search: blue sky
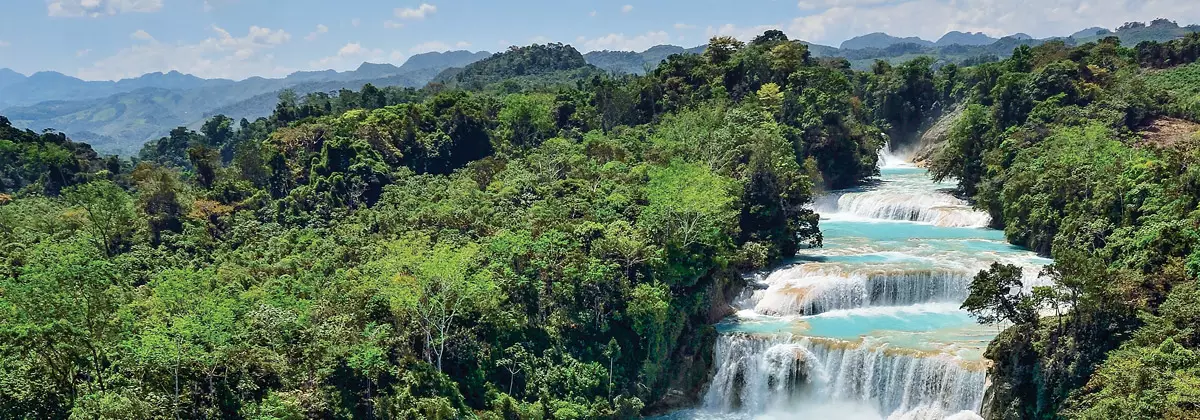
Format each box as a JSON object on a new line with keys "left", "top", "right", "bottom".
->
{"left": 2, "top": 0, "right": 1199, "bottom": 81}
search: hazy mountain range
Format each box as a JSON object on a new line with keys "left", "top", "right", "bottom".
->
{"left": 4, "top": 20, "right": 1198, "bottom": 155}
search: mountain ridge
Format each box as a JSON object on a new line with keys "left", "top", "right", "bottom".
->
{"left": 6, "top": 20, "right": 1199, "bottom": 155}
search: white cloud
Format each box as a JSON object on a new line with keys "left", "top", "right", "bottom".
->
{"left": 796, "top": 0, "right": 893, "bottom": 10}
{"left": 395, "top": 3, "right": 437, "bottom": 20}
{"left": 577, "top": 31, "right": 670, "bottom": 52}
{"left": 310, "top": 42, "right": 387, "bottom": 70}
{"left": 705, "top": 23, "right": 782, "bottom": 42}
{"left": 589, "top": 10, "right": 597, "bottom": 17}
{"left": 47, "top": 0, "right": 162, "bottom": 17}
{"left": 130, "top": 29, "right": 154, "bottom": 41}
{"left": 530, "top": 35, "right": 551, "bottom": 44}
{"left": 351, "top": 18, "right": 361, "bottom": 27}
{"left": 77, "top": 48, "right": 91, "bottom": 56}
{"left": 455, "top": 41, "right": 471, "bottom": 48}
{"left": 674, "top": 23, "right": 696, "bottom": 30}
{"left": 390, "top": 50, "right": 405, "bottom": 61}
{"left": 621, "top": 4, "right": 634, "bottom": 13}
{"left": 497, "top": 39, "right": 510, "bottom": 47}
{"left": 77, "top": 25, "right": 294, "bottom": 80}
{"left": 410, "top": 41, "right": 451, "bottom": 53}
{"left": 0, "top": 41, "right": 10, "bottom": 48}
{"left": 384, "top": 20, "right": 405, "bottom": 29}
{"left": 305, "top": 24, "right": 329, "bottom": 41}
{"left": 784, "top": 0, "right": 1200, "bottom": 45}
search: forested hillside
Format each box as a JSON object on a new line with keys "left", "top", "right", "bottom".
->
{"left": 928, "top": 33, "right": 1200, "bottom": 418}
{"left": 0, "top": 31, "right": 920, "bottom": 418}
{"left": 3, "top": 24, "right": 1200, "bottom": 419}
{"left": 433, "top": 43, "right": 605, "bottom": 91}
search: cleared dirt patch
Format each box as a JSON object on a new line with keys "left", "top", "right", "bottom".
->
{"left": 1138, "top": 117, "right": 1200, "bottom": 149}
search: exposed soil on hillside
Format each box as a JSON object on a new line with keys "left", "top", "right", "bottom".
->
{"left": 1138, "top": 117, "right": 1200, "bottom": 149}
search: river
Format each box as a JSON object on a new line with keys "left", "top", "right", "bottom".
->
{"left": 660, "top": 155, "right": 1051, "bottom": 419}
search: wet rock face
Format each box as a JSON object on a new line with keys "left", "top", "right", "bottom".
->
{"left": 706, "top": 271, "right": 742, "bottom": 323}
{"left": 913, "top": 104, "right": 965, "bottom": 167}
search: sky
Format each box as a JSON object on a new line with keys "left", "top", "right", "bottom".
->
{"left": 1, "top": 0, "right": 1200, "bottom": 81}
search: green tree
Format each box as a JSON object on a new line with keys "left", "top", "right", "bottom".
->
{"left": 931, "top": 103, "right": 992, "bottom": 197}
{"left": 376, "top": 237, "right": 498, "bottom": 373}
{"left": 639, "top": 162, "right": 736, "bottom": 250}
{"left": 962, "top": 263, "right": 1038, "bottom": 325}
{"left": 63, "top": 180, "right": 136, "bottom": 257}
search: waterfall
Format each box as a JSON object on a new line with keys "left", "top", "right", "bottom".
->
{"left": 661, "top": 155, "right": 1049, "bottom": 420}
{"left": 704, "top": 334, "right": 987, "bottom": 419}
{"left": 832, "top": 191, "right": 990, "bottom": 228}
{"left": 746, "top": 265, "right": 973, "bottom": 316}
{"left": 880, "top": 147, "right": 914, "bottom": 170}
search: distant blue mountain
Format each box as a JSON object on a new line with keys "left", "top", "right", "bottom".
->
{"left": 841, "top": 32, "right": 934, "bottom": 50}
{"left": 0, "top": 68, "right": 26, "bottom": 89}
{"left": 936, "top": 31, "right": 998, "bottom": 46}
{"left": 6, "top": 20, "right": 1200, "bottom": 155}
{"left": 585, "top": 45, "right": 707, "bottom": 75}
{"left": 1, "top": 51, "right": 495, "bottom": 154}
{"left": 1071, "top": 27, "right": 1112, "bottom": 38}
{"left": 399, "top": 50, "right": 493, "bottom": 73}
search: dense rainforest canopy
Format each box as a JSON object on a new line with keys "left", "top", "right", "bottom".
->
{"left": 2, "top": 28, "right": 1200, "bottom": 419}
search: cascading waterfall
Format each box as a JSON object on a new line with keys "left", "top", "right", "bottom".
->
{"left": 746, "top": 266, "right": 973, "bottom": 316}
{"left": 662, "top": 153, "right": 1049, "bottom": 420}
{"left": 704, "top": 334, "right": 986, "bottom": 418}
{"left": 832, "top": 192, "right": 991, "bottom": 228}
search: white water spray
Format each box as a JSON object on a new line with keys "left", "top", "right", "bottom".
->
{"left": 704, "top": 334, "right": 987, "bottom": 418}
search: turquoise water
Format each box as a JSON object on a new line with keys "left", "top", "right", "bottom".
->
{"left": 670, "top": 163, "right": 1047, "bottom": 420}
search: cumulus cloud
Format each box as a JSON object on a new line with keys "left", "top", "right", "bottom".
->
{"left": 621, "top": 4, "right": 634, "bottom": 13}
{"left": 305, "top": 24, "right": 329, "bottom": 41}
{"left": 455, "top": 41, "right": 471, "bottom": 48}
{"left": 77, "top": 25, "right": 293, "bottom": 80}
{"left": 796, "top": 0, "right": 894, "bottom": 10}
{"left": 130, "top": 29, "right": 154, "bottom": 41}
{"left": 409, "top": 41, "right": 451, "bottom": 53}
{"left": 576, "top": 31, "right": 670, "bottom": 52}
{"left": 705, "top": 23, "right": 783, "bottom": 41}
{"left": 786, "top": 0, "right": 1200, "bottom": 45}
{"left": 310, "top": 42, "right": 387, "bottom": 70}
{"left": 384, "top": 20, "right": 405, "bottom": 29}
{"left": 395, "top": 3, "right": 437, "bottom": 20}
{"left": 47, "top": 0, "right": 162, "bottom": 17}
